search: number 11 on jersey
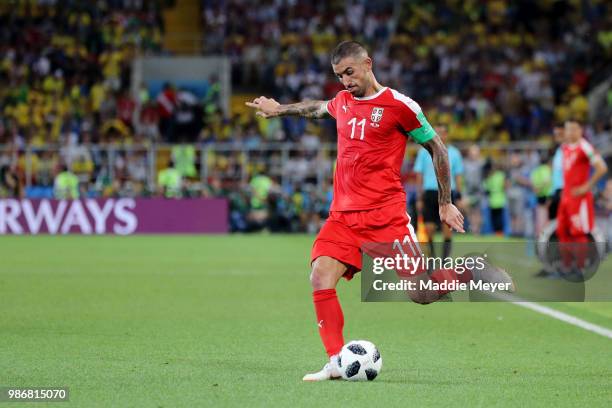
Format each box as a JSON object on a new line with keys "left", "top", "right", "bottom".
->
{"left": 348, "top": 117, "right": 366, "bottom": 140}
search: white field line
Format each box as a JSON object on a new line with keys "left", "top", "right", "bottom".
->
{"left": 511, "top": 300, "right": 612, "bottom": 340}
{"left": 493, "top": 292, "right": 612, "bottom": 340}
{"left": 479, "top": 252, "right": 612, "bottom": 339}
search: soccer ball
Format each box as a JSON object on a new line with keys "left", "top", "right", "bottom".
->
{"left": 338, "top": 340, "right": 382, "bottom": 381}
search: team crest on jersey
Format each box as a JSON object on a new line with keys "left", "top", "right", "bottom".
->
{"left": 371, "top": 107, "right": 384, "bottom": 123}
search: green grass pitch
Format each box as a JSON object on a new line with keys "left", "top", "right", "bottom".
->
{"left": 1, "top": 235, "right": 611, "bottom": 407}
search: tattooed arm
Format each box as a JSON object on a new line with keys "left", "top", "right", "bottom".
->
{"left": 245, "top": 96, "right": 329, "bottom": 119}
{"left": 421, "top": 136, "right": 452, "bottom": 204}
{"left": 421, "top": 135, "right": 465, "bottom": 232}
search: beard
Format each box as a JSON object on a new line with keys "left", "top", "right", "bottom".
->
{"left": 348, "top": 85, "right": 365, "bottom": 97}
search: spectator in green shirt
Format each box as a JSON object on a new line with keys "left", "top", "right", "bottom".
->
{"left": 157, "top": 160, "right": 183, "bottom": 198}
{"left": 250, "top": 173, "right": 273, "bottom": 210}
{"left": 54, "top": 164, "right": 80, "bottom": 199}
{"left": 171, "top": 144, "right": 197, "bottom": 178}
{"left": 248, "top": 173, "right": 274, "bottom": 229}
{"left": 531, "top": 156, "right": 553, "bottom": 237}
{"left": 484, "top": 162, "right": 508, "bottom": 235}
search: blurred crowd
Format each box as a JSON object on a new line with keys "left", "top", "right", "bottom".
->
{"left": 4, "top": 138, "right": 609, "bottom": 237}
{"left": 0, "top": 0, "right": 164, "bottom": 149}
{"left": 219, "top": 141, "right": 612, "bottom": 235}
{"left": 0, "top": 0, "right": 611, "bottom": 236}
{"left": 203, "top": 0, "right": 612, "bottom": 142}
{"left": 0, "top": 0, "right": 167, "bottom": 197}
{"left": 420, "top": 142, "right": 611, "bottom": 239}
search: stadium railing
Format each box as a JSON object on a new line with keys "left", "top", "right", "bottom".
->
{"left": 0, "top": 141, "right": 556, "bottom": 193}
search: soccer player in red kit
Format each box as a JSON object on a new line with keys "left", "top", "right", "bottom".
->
{"left": 557, "top": 120, "right": 608, "bottom": 274}
{"left": 246, "top": 41, "right": 514, "bottom": 381}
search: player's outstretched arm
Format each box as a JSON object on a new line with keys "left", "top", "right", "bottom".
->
{"left": 245, "top": 96, "right": 330, "bottom": 119}
{"left": 421, "top": 136, "right": 465, "bottom": 233}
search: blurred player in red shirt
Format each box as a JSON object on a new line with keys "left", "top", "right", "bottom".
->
{"left": 557, "top": 120, "right": 608, "bottom": 275}
{"left": 246, "top": 41, "right": 514, "bottom": 381}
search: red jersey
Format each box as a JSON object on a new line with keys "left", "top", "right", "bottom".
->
{"left": 561, "top": 139, "right": 600, "bottom": 198}
{"left": 157, "top": 89, "right": 177, "bottom": 118}
{"left": 325, "top": 87, "right": 436, "bottom": 211}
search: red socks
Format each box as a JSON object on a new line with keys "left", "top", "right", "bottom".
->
{"left": 312, "top": 289, "right": 344, "bottom": 357}
{"left": 558, "top": 233, "right": 590, "bottom": 270}
{"left": 311, "top": 269, "right": 475, "bottom": 356}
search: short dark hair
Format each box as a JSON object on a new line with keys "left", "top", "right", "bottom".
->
{"left": 331, "top": 41, "right": 368, "bottom": 64}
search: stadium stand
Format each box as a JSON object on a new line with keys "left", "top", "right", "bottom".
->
{"left": 0, "top": 0, "right": 610, "bottom": 234}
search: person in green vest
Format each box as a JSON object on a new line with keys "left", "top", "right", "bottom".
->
{"left": 157, "top": 160, "right": 183, "bottom": 198}
{"left": 248, "top": 172, "right": 274, "bottom": 229}
{"left": 171, "top": 144, "right": 197, "bottom": 178}
{"left": 531, "top": 155, "right": 553, "bottom": 237}
{"left": 250, "top": 172, "right": 273, "bottom": 210}
{"left": 54, "top": 164, "right": 80, "bottom": 199}
{"left": 202, "top": 75, "right": 221, "bottom": 117}
{"left": 484, "top": 161, "right": 508, "bottom": 235}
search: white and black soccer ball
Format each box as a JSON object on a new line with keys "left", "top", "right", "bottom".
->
{"left": 338, "top": 340, "right": 382, "bottom": 381}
